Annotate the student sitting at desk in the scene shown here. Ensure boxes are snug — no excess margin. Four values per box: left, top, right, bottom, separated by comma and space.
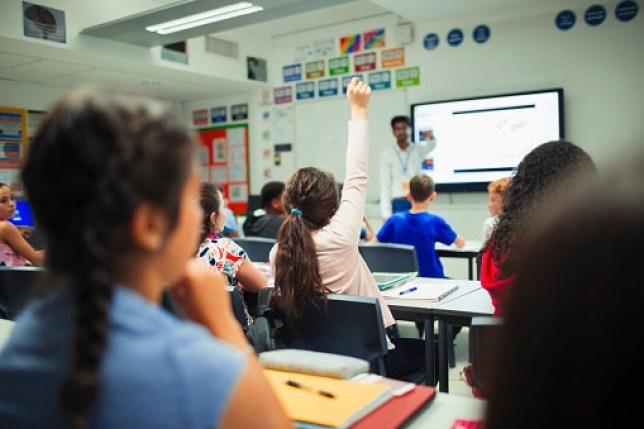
481, 177, 511, 242
270, 78, 424, 380
0, 89, 290, 428
0, 183, 44, 267
375, 174, 465, 278
485, 151, 643, 429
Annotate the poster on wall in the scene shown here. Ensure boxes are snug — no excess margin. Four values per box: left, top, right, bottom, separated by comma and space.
318, 78, 339, 97
0, 108, 26, 169
283, 63, 302, 82
342, 74, 363, 94
23, 2, 66, 43
305, 60, 325, 79
247, 56, 268, 82
274, 86, 293, 104
339, 34, 361, 54
231, 104, 248, 121
314, 39, 336, 58
368, 71, 391, 90
354, 52, 377, 72
328, 56, 349, 76
381, 47, 405, 68
296, 82, 315, 100
395, 66, 420, 87
193, 109, 209, 126
363, 28, 385, 50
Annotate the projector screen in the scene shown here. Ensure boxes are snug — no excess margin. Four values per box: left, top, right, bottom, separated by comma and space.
411, 88, 564, 192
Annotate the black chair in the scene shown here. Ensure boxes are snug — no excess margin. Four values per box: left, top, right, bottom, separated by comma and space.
469, 316, 504, 396
358, 242, 419, 273
0, 267, 47, 320
278, 294, 389, 375
233, 237, 276, 262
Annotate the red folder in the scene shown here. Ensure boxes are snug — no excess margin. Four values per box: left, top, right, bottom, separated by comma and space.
350, 384, 436, 429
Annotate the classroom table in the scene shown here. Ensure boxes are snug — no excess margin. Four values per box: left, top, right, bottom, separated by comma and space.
384, 278, 482, 386
433, 288, 494, 392
407, 392, 486, 429
435, 240, 483, 280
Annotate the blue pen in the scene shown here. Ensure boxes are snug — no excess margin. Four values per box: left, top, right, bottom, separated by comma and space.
398, 286, 418, 296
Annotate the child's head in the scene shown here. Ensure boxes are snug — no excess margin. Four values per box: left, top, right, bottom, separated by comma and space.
0, 182, 15, 221
274, 167, 339, 315
487, 177, 511, 216
21, 88, 198, 424
409, 174, 435, 204
260, 181, 286, 214
199, 182, 226, 241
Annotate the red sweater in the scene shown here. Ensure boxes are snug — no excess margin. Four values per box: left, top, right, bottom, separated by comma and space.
480, 247, 514, 316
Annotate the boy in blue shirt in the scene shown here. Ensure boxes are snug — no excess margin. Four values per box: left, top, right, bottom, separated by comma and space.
376, 174, 465, 278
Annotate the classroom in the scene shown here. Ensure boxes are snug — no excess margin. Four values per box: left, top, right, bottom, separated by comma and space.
0, 0, 643, 427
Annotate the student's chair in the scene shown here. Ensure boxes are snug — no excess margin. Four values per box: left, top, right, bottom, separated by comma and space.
233, 237, 276, 262
468, 316, 504, 396
358, 242, 419, 273
0, 267, 47, 320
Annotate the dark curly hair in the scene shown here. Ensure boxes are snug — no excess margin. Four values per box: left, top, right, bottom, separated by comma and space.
487, 141, 595, 278
21, 88, 195, 429
273, 167, 339, 316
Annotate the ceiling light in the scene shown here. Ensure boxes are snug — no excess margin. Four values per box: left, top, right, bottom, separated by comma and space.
145, 2, 263, 35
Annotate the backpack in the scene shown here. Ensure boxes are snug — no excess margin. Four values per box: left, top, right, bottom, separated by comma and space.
245, 287, 284, 353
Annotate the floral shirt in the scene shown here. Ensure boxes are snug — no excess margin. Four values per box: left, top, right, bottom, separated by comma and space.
197, 237, 247, 285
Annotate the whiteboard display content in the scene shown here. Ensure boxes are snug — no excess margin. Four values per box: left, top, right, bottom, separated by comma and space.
411, 89, 564, 192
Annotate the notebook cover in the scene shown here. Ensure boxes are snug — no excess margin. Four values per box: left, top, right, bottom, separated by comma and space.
264, 369, 392, 429
372, 272, 417, 291
350, 384, 436, 429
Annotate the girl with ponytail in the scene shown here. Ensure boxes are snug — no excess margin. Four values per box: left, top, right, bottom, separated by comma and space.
0, 88, 291, 429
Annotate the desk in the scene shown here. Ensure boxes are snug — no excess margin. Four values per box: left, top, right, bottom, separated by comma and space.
407, 392, 486, 428
435, 240, 482, 280
0, 318, 15, 352
433, 289, 494, 392
385, 278, 482, 386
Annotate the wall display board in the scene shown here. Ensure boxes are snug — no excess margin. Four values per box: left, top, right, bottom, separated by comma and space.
0, 107, 27, 193
196, 124, 249, 215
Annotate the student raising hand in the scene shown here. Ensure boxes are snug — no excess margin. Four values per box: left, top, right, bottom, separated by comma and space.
346, 77, 371, 120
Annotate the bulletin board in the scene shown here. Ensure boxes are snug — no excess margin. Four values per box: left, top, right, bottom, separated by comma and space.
0, 106, 28, 194
196, 123, 249, 215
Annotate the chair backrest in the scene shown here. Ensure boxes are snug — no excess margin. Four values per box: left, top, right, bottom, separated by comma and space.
233, 237, 276, 262
278, 294, 389, 375
358, 242, 419, 273
0, 267, 47, 320
469, 316, 504, 394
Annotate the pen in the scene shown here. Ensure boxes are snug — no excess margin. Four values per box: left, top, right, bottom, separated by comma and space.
398, 286, 418, 296
286, 380, 336, 398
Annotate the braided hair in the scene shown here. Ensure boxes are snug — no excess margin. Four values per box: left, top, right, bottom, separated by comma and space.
21, 88, 195, 429
274, 167, 339, 316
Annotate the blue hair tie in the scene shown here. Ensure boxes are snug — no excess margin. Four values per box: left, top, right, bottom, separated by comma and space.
291, 208, 303, 216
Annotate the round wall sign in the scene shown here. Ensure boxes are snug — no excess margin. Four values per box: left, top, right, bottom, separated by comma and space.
447, 29, 464, 47
615, 0, 639, 22
585, 4, 607, 26
473, 25, 491, 44
555, 10, 576, 30
423, 33, 440, 50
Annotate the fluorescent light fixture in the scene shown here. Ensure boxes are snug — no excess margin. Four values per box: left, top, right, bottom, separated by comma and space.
146, 2, 263, 35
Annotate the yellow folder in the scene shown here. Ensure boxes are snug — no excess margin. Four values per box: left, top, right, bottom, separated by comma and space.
264, 369, 392, 428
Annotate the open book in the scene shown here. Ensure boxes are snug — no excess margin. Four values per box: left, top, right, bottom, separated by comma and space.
264, 369, 393, 429
381, 280, 459, 301
372, 272, 417, 291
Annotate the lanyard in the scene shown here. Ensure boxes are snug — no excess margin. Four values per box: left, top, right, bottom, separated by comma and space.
394, 146, 412, 175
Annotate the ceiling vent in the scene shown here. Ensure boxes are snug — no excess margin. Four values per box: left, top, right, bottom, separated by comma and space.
205, 36, 239, 59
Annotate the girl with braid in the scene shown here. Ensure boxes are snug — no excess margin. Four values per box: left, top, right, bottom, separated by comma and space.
270, 78, 424, 380
0, 88, 291, 429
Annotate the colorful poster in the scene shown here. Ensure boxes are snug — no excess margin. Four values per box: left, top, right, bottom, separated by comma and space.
339, 34, 361, 54
305, 60, 325, 79
283, 63, 302, 82
210, 106, 227, 124
396, 66, 420, 87
328, 56, 349, 76
342, 74, 363, 95
296, 82, 315, 100
318, 78, 339, 97
354, 52, 377, 72
192, 109, 208, 126
274, 86, 293, 104
0, 108, 26, 169
381, 47, 405, 68
363, 28, 385, 50
368, 71, 392, 90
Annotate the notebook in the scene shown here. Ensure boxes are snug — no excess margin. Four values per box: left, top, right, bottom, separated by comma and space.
381, 280, 459, 301
372, 272, 417, 291
264, 369, 393, 429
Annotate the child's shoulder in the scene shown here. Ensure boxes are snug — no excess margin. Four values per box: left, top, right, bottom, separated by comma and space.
0, 219, 19, 238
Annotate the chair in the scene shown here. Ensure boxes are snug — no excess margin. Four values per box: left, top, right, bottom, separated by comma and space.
277, 294, 389, 375
0, 267, 47, 320
233, 236, 276, 262
358, 242, 419, 273
468, 316, 504, 396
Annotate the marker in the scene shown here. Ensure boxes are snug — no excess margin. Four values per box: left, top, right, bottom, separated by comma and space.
398, 286, 418, 296
286, 380, 336, 398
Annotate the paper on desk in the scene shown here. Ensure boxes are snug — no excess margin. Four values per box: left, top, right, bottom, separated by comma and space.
381, 282, 458, 301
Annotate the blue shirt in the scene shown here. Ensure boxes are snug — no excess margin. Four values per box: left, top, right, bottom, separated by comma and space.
0, 286, 246, 429
377, 211, 457, 278
223, 207, 239, 236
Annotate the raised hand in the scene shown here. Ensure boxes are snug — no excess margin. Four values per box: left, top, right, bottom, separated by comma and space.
346, 77, 371, 120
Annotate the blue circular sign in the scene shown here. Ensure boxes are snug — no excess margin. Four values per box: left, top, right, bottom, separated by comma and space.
615, 0, 639, 22
555, 10, 576, 30
472, 25, 491, 44
423, 33, 440, 50
447, 29, 464, 47
585, 5, 607, 26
